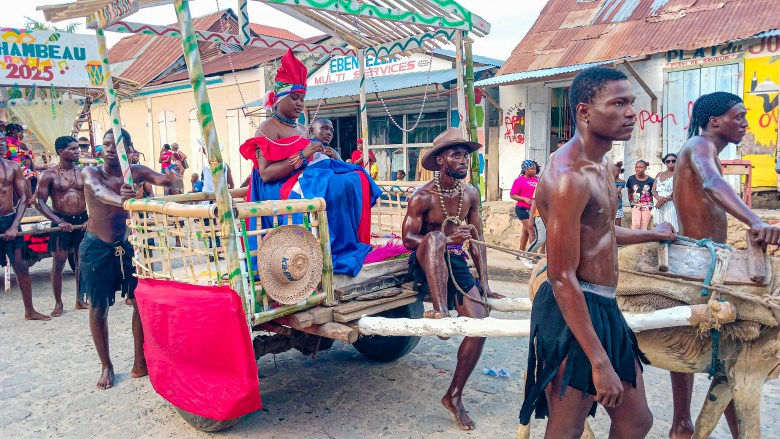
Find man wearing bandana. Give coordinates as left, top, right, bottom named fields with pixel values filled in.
left=240, top=50, right=381, bottom=277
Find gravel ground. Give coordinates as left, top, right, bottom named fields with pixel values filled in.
left=1, top=257, right=779, bottom=438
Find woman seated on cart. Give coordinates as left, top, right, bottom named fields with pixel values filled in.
left=240, top=50, right=381, bottom=277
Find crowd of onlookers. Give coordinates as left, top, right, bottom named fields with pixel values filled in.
left=511, top=148, right=681, bottom=255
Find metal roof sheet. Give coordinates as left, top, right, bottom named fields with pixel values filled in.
left=475, top=59, right=620, bottom=87
left=248, top=23, right=301, bottom=41
left=241, top=66, right=490, bottom=106
left=497, top=0, right=780, bottom=78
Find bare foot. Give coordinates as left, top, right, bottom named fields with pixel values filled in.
left=669, top=421, right=699, bottom=439
left=124, top=297, right=132, bottom=306
left=442, top=394, right=475, bottom=430
left=97, top=366, right=114, bottom=390
left=424, top=309, right=449, bottom=319
left=75, top=299, right=89, bottom=310
left=25, top=310, right=52, bottom=321
left=51, top=302, right=64, bottom=317
left=131, top=363, right=148, bottom=378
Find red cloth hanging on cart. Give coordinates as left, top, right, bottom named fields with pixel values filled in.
left=134, top=279, right=261, bottom=420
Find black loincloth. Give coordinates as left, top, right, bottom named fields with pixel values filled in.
left=48, top=211, right=88, bottom=253
left=519, top=280, right=649, bottom=424
left=0, top=213, right=23, bottom=266
left=78, top=232, right=137, bottom=308
left=408, top=247, right=482, bottom=311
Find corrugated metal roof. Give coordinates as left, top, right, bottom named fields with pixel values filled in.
left=497, top=0, right=780, bottom=77
left=475, top=59, right=621, bottom=87
left=249, top=24, right=301, bottom=41
left=241, top=66, right=491, bottom=107
left=304, top=67, right=491, bottom=101
left=152, top=47, right=286, bottom=85
left=433, top=49, right=504, bottom=67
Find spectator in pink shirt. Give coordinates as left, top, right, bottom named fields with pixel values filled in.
left=510, top=160, right=540, bottom=252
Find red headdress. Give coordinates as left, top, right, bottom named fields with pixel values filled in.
left=264, top=50, right=308, bottom=109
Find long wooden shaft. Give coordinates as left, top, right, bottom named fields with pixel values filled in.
left=464, top=38, right=480, bottom=197
left=358, top=48, right=369, bottom=170
left=95, top=28, right=132, bottom=185
left=173, top=0, right=252, bottom=319
left=356, top=303, right=737, bottom=337
left=238, top=0, right=250, bottom=45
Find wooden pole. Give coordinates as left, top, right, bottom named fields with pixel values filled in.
left=356, top=303, right=737, bottom=337
left=95, top=28, right=132, bottom=185
left=358, top=48, right=369, bottom=171
left=173, top=0, right=253, bottom=319
left=464, top=38, right=481, bottom=198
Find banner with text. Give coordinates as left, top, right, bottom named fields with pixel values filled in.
left=0, top=28, right=102, bottom=88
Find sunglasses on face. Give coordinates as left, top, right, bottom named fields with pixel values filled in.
left=665, top=159, right=676, bottom=164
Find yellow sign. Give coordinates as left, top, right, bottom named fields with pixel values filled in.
left=742, top=36, right=780, bottom=188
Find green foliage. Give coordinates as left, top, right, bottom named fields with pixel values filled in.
left=24, top=17, right=81, bottom=33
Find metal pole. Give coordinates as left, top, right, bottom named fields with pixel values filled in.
left=359, top=49, right=369, bottom=170
left=464, top=38, right=481, bottom=197
left=95, top=28, right=132, bottom=185
left=238, top=0, right=250, bottom=45
left=173, top=0, right=253, bottom=319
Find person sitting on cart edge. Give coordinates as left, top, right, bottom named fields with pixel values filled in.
left=308, top=117, right=342, bottom=161
left=0, top=135, right=50, bottom=321
left=37, top=136, right=90, bottom=316
left=240, top=49, right=381, bottom=277
left=519, top=67, right=676, bottom=438
left=81, top=128, right=183, bottom=390
left=401, top=127, right=505, bottom=431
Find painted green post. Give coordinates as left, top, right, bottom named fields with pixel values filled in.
left=95, top=28, right=132, bottom=185
left=173, top=0, right=253, bottom=320
left=464, top=38, right=481, bottom=198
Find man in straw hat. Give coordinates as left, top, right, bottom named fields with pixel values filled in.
left=667, top=92, right=780, bottom=438
left=81, top=128, right=182, bottom=390
left=402, top=127, right=504, bottom=430
left=518, top=67, right=675, bottom=438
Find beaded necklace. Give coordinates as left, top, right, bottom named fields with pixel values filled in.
left=435, top=171, right=464, bottom=221
left=272, top=112, right=299, bottom=128
left=58, top=164, right=78, bottom=189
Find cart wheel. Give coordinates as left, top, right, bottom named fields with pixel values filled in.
left=175, top=407, right=242, bottom=432
left=353, top=298, right=423, bottom=362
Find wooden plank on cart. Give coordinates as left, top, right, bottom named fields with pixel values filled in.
left=334, top=273, right=407, bottom=301
left=333, top=289, right=418, bottom=322
left=334, top=296, right=419, bottom=323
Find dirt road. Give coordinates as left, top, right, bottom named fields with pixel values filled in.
left=1, top=259, right=778, bottom=438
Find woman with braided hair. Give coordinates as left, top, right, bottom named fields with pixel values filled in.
left=670, top=91, right=780, bottom=439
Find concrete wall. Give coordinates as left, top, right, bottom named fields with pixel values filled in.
left=91, top=67, right=265, bottom=193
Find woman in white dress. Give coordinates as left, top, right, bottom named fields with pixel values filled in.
left=652, top=153, right=679, bottom=231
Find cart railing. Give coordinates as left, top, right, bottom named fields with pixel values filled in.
left=124, top=195, right=332, bottom=326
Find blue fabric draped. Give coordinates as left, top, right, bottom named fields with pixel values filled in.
left=247, top=159, right=382, bottom=277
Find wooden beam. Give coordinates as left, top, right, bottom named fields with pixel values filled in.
left=334, top=296, right=418, bottom=322
left=620, top=60, right=658, bottom=113
left=477, top=86, right=503, bottom=112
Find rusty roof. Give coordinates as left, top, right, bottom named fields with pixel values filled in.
left=497, top=0, right=780, bottom=77
left=108, top=9, right=307, bottom=88
left=248, top=23, right=301, bottom=41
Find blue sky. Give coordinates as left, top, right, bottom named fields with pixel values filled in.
left=8, top=1, right=547, bottom=60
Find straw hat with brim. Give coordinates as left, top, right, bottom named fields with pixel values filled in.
left=421, top=127, right=482, bottom=171
left=258, top=225, right=323, bottom=305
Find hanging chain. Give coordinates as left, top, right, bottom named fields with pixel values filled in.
left=351, top=0, right=435, bottom=133
left=214, top=0, right=331, bottom=147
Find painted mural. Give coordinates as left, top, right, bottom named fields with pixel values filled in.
left=742, top=35, right=780, bottom=188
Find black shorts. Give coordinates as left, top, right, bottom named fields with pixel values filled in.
left=408, top=249, right=481, bottom=311
left=0, top=213, right=23, bottom=266
left=519, top=281, right=648, bottom=424
left=48, top=211, right=88, bottom=253
left=515, top=206, right=530, bottom=220
left=78, top=232, right=137, bottom=308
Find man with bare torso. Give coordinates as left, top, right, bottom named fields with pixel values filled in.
left=37, top=136, right=90, bottom=315
left=402, top=127, right=504, bottom=430
left=0, top=135, right=50, bottom=321
left=668, top=92, right=780, bottom=439
left=519, top=67, right=675, bottom=438
left=81, top=128, right=182, bottom=389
